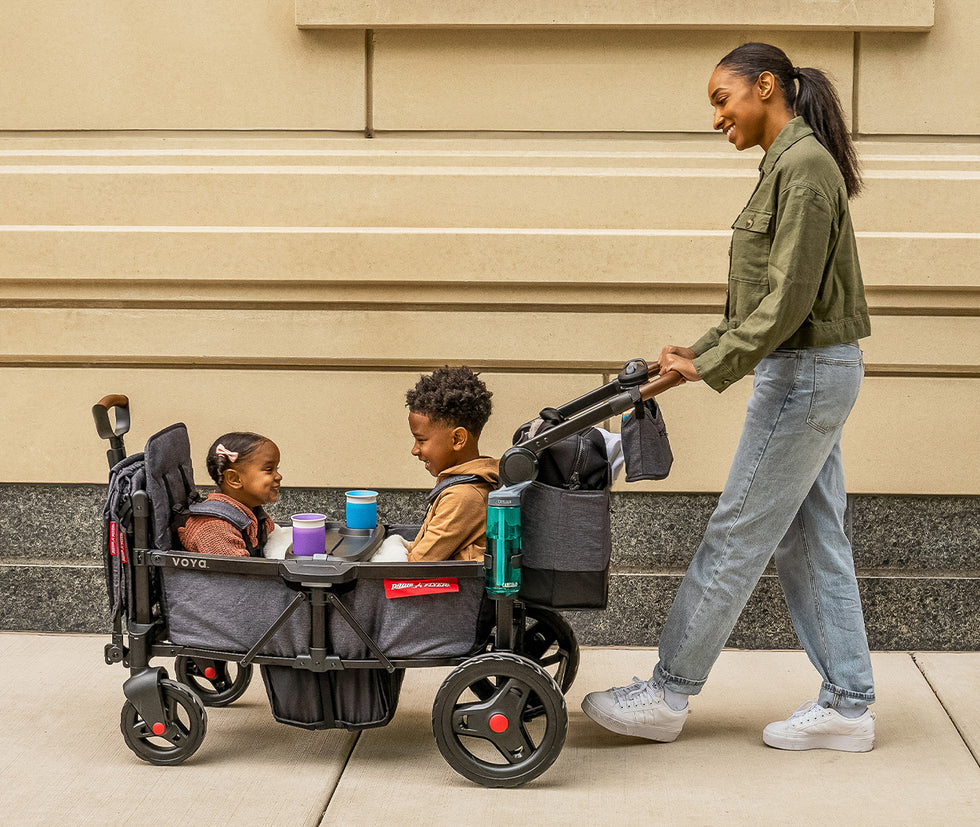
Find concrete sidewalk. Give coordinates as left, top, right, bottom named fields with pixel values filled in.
left=2, top=633, right=977, bottom=826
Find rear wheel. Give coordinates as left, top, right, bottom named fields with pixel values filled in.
left=174, top=656, right=252, bottom=707
left=519, top=606, right=579, bottom=694
left=120, top=679, right=207, bottom=766
left=432, top=652, right=567, bottom=788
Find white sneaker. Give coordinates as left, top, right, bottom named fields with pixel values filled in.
left=763, top=701, right=875, bottom=752
left=581, top=677, right=689, bottom=742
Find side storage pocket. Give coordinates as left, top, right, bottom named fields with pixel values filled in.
left=260, top=665, right=404, bottom=731
left=518, top=481, right=612, bottom=609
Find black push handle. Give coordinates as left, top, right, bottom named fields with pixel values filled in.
left=92, top=394, right=131, bottom=468
left=498, top=360, right=684, bottom=486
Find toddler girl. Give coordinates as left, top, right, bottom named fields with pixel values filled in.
left=178, top=432, right=282, bottom=556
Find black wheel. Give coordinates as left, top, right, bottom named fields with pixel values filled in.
left=174, top=656, right=253, bottom=707
left=120, top=679, right=207, bottom=766
left=432, top=652, right=567, bottom=788
left=519, top=606, right=579, bottom=694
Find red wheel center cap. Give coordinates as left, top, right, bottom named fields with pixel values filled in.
left=204, top=667, right=218, bottom=680
left=151, top=722, right=166, bottom=736
left=489, top=713, right=509, bottom=733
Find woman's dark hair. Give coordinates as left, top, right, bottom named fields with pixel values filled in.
left=406, top=365, right=493, bottom=437
left=717, top=42, right=862, bottom=198
left=206, top=432, right=271, bottom=485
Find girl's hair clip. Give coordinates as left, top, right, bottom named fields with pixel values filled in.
left=215, top=444, right=239, bottom=463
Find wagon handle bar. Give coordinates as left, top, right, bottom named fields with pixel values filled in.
left=498, top=362, right=685, bottom=486
left=636, top=368, right=686, bottom=400
left=92, top=394, right=130, bottom=468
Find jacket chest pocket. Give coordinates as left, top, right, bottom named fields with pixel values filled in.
left=729, top=208, right=772, bottom=284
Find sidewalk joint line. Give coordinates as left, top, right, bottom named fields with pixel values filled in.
left=911, top=652, right=979, bottom=769
left=320, top=730, right=361, bottom=821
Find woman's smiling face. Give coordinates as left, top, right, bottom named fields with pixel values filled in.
left=708, top=67, right=768, bottom=151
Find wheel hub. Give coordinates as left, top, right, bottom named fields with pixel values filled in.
left=489, top=713, right=509, bottom=733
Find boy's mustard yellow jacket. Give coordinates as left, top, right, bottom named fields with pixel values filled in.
left=407, top=456, right=500, bottom=562
left=692, top=117, right=871, bottom=392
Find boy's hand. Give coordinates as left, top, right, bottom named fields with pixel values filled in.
left=658, top=345, right=701, bottom=382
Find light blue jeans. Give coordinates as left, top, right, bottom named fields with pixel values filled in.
left=652, top=343, right=875, bottom=714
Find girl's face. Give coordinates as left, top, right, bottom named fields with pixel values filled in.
left=708, top=67, right=770, bottom=151
left=225, top=441, right=282, bottom=508
left=409, top=411, right=463, bottom=478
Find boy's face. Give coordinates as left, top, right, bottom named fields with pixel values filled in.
left=409, top=411, right=464, bottom=478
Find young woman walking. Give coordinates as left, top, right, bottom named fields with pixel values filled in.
left=582, top=42, right=876, bottom=752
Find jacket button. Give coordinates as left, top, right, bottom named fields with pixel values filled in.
left=745, top=218, right=754, bottom=228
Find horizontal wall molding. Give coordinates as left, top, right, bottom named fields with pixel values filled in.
left=1, top=355, right=976, bottom=380
left=5, top=368, right=976, bottom=492
left=1, top=308, right=975, bottom=371
left=0, top=154, right=974, bottom=234
left=1, top=226, right=976, bottom=288
left=295, top=0, right=935, bottom=31
left=2, top=280, right=978, bottom=318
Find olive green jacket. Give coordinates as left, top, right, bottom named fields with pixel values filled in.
left=692, top=117, right=871, bottom=392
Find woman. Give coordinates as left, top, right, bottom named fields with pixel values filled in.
left=582, top=43, right=876, bottom=752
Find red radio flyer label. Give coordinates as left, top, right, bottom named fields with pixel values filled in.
left=384, top=578, right=459, bottom=599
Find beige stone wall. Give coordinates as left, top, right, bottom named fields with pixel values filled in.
left=1, top=0, right=977, bottom=494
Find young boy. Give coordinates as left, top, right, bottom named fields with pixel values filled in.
left=403, top=366, right=499, bottom=562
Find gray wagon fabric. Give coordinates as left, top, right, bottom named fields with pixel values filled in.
left=328, top=572, right=489, bottom=659
left=144, top=423, right=197, bottom=551
left=622, top=397, right=673, bottom=482
left=260, top=665, right=403, bottom=730
left=162, top=568, right=311, bottom=658
left=520, top=482, right=612, bottom=572
left=517, top=481, right=613, bottom=608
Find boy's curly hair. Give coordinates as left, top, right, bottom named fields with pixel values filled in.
left=406, top=366, right=493, bottom=437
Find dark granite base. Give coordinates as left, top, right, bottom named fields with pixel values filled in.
left=567, top=573, right=980, bottom=652
left=0, top=484, right=106, bottom=562
left=0, top=563, right=107, bottom=633
left=607, top=492, right=980, bottom=573
left=1, top=484, right=978, bottom=648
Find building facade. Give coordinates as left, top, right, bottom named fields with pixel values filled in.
left=1, top=1, right=977, bottom=644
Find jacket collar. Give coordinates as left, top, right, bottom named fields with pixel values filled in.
left=760, top=116, right=814, bottom=175
left=437, top=456, right=500, bottom=484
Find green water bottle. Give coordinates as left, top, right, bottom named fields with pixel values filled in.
left=485, top=486, right=525, bottom=597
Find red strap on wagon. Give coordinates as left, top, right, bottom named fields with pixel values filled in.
left=384, top=578, right=459, bottom=599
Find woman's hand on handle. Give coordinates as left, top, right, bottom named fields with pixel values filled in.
left=658, top=345, right=702, bottom=383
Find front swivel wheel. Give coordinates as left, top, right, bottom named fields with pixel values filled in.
left=432, top=652, right=567, bottom=788
left=120, top=679, right=207, bottom=766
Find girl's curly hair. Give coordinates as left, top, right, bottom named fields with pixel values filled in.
left=406, top=366, right=493, bottom=437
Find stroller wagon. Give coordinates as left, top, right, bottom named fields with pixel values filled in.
left=93, top=360, right=680, bottom=787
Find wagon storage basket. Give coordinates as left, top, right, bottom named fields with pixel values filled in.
left=260, top=665, right=404, bottom=730
left=518, top=481, right=612, bottom=610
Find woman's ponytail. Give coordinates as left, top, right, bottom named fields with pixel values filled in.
left=717, top=43, right=863, bottom=198
left=794, top=66, right=862, bottom=198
